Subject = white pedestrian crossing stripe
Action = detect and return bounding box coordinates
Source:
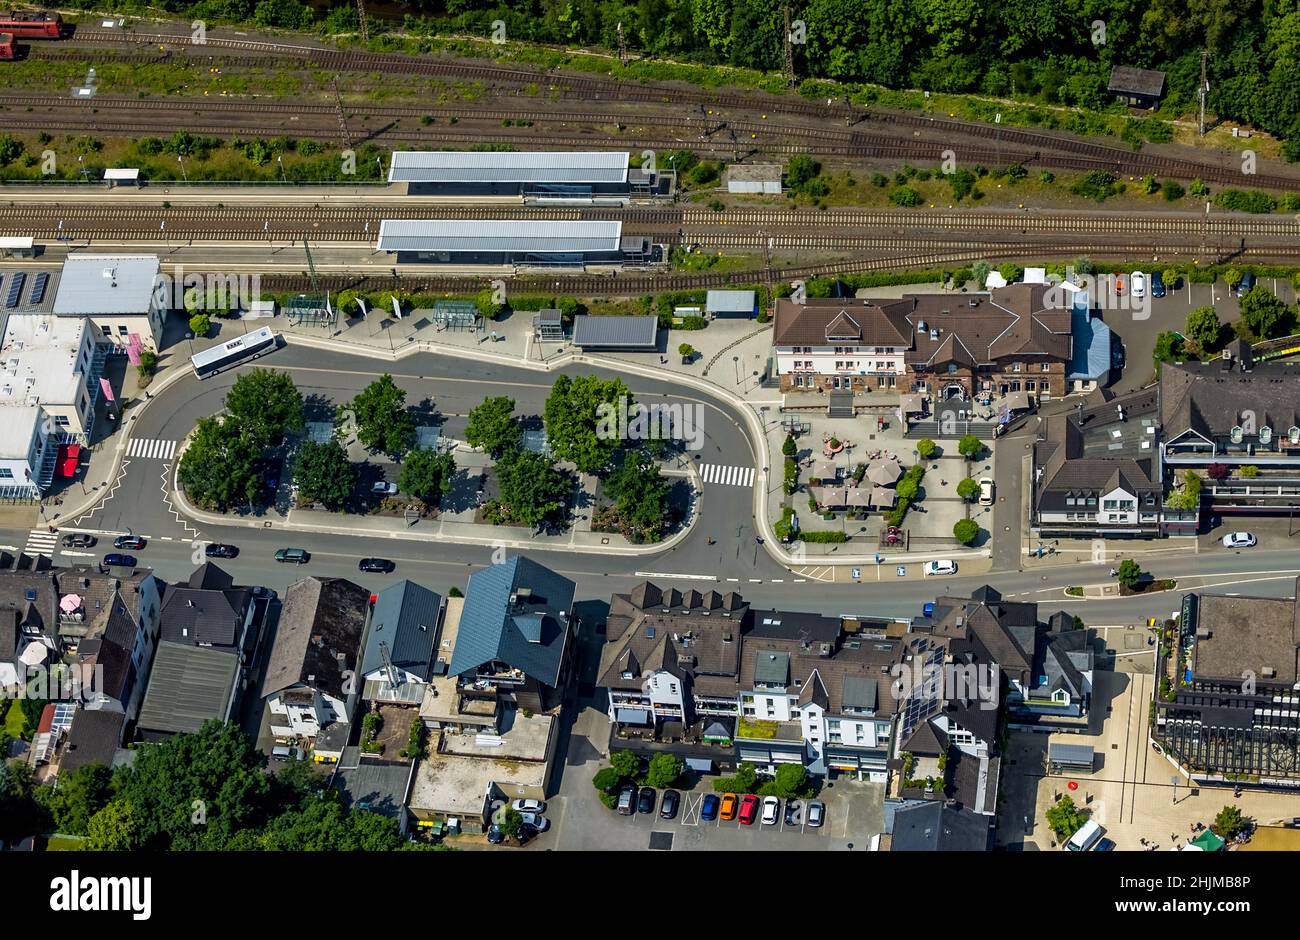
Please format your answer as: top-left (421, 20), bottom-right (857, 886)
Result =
top-left (127, 438), bottom-right (177, 460)
top-left (700, 464), bottom-right (755, 488)
top-left (24, 529), bottom-right (59, 557)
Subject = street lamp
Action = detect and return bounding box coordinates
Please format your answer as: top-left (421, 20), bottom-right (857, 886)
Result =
top-left (277, 154), bottom-right (286, 184)
top-left (176, 154), bottom-right (187, 182)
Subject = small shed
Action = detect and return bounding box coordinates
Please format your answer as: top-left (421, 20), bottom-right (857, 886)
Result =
top-left (706, 289), bottom-right (758, 319)
top-left (103, 167), bottom-right (141, 188)
top-left (533, 308), bottom-right (564, 341)
top-left (1108, 66), bottom-right (1165, 110)
top-left (247, 300), bottom-right (276, 319)
top-left (725, 163), bottom-right (783, 194)
top-left (571, 315), bottom-right (659, 351)
top-left (1048, 741), bottom-right (1095, 770)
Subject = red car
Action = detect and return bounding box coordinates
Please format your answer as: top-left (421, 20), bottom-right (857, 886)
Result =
top-left (738, 794), bottom-right (760, 826)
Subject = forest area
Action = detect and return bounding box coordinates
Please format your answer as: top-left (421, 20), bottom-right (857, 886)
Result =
top-left (42, 0), bottom-right (1300, 153)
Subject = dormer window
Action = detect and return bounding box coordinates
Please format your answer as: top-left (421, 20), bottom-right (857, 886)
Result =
top-left (1230, 426), bottom-right (1243, 444)
top-left (1259, 426), bottom-right (1272, 445)
top-left (1290, 427), bottom-right (1300, 444)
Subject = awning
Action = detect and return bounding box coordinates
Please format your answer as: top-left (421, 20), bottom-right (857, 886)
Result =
top-left (685, 757), bottom-right (714, 772)
top-left (1003, 390), bottom-right (1033, 412)
top-left (59, 443), bottom-right (81, 478)
top-left (615, 707), bottom-right (651, 725)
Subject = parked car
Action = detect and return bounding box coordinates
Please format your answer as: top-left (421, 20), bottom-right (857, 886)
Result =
top-left (358, 558), bottom-right (395, 573)
top-left (1151, 270), bottom-right (1166, 297)
top-left (617, 785), bottom-right (636, 816)
top-left (61, 533), bottom-right (96, 548)
top-left (274, 548), bottom-right (310, 564)
top-left (511, 799), bottom-right (546, 814)
top-left (1096, 837), bottom-right (1117, 851)
top-left (204, 543), bottom-right (238, 559)
top-left (1233, 271), bottom-right (1256, 297)
top-left (660, 789), bottom-right (680, 820)
top-left (1114, 273), bottom-right (1125, 295)
top-left (923, 559), bottom-right (957, 576)
top-left (784, 799), bottom-right (802, 826)
top-left (113, 534), bottom-right (146, 550)
top-left (1222, 532), bottom-right (1257, 548)
top-left (371, 481), bottom-right (399, 495)
top-left (1131, 271), bottom-right (1146, 298)
top-left (807, 801), bottom-right (825, 828)
top-left (761, 796), bottom-right (780, 826)
top-left (922, 602), bottom-right (935, 618)
top-left (738, 794), bottom-right (760, 826)
top-left (251, 586), bottom-right (277, 600)
top-left (701, 793), bottom-right (721, 822)
top-left (519, 812), bottom-right (549, 832)
top-left (719, 792), bottom-right (739, 821)
top-left (1111, 338), bottom-right (1126, 370)
top-left (101, 553), bottom-right (136, 570)
top-left (487, 825), bottom-right (504, 844)
top-left (637, 787), bottom-right (657, 815)
top-left (978, 477), bottom-right (995, 506)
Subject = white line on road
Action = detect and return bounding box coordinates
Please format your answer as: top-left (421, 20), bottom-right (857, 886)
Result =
top-left (633, 571), bottom-right (717, 581)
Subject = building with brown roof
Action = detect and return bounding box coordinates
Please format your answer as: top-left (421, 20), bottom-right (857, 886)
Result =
top-left (773, 285), bottom-right (1073, 401)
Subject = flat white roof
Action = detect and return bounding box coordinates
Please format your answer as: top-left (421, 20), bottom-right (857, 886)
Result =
top-left (0, 316), bottom-right (89, 409)
top-left (0, 237), bottom-right (34, 249)
top-left (53, 254), bottom-right (160, 315)
top-left (103, 168), bottom-right (140, 181)
top-left (0, 404), bottom-right (42, 460)
top-left (389, 150), bottom-right (629, 184)
top-left (707, 289), bottom-right (757, 313)
top-left (376, 219), bottom-right (622, 254)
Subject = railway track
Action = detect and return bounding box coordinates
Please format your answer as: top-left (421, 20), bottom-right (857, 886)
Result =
top-left (37, 32), bottom-right (1300, 191)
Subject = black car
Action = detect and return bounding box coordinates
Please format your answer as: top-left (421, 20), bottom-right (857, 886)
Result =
top-left (637, 786), bottom-right (657, 815)
top-left (61, 533), bottom-right (96, 548)
top-left (204, 543), bottom-right (238, 559)
top-left (659, 789), bottom-right (680, 820)
top-left (358, 558), bottom-right (395, 573)
top-left (101, 553), bottom-right (137, 570)
top-left (113, 535), bottom-right (146, 551)
top-left (486, 825), bottom-right (504, 845)
top-left (784, 798), bottom-right (803, 827)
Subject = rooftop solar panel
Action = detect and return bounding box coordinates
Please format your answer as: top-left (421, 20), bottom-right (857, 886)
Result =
top-left (28, 271), bottom-right (48, 305)
top-left (5, 271), bottom-right (25, 308)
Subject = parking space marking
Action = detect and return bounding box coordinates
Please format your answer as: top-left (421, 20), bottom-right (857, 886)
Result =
top-left (681, 793), bottom-right (702, 827)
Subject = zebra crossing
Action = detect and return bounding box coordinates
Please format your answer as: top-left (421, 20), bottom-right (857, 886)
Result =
top-left (23, 529), bottom-right (59, 557)
top-left (699, 464), bottom-right (756, 488)
top-left (127, 438), bottom-right (177, 460)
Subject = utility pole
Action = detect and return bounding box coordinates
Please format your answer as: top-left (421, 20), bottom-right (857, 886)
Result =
top-left (303, 238), bottom-right (320, 296)
top-left (616, 22), bottom-right (628, 67)
top-left (1198, 50), bottom-right (1209, 137)
top-left (331, 76), bottom-right (351, 149)
top-left (782, 5), bottom-right (795, 87)
top-left (355, 0), bottom-right (368, 41)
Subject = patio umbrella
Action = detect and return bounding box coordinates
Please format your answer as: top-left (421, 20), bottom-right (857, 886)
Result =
top-left (871, 487), bottom-right (897, 508)
top-left (867, 458), bottom-right (902, 486)
top-left (812, 458), bottom-right (839, 482)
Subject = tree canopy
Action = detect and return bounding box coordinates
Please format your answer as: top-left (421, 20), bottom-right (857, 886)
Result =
top-left (345, 374), bottom-right (417, 458)
top-left (223, 369), bottom-right (304, 448)
top-left (488, 450), bottom-right (571, 529)
top-left (602, 449), bottom-right (673, 542)
top-left (543, 374), bottom-right (630, 474)
top-left (293, 439), bottom-right (356, 510)
top-left (178, 415), bottom-right (263, 511)
top-left (398, 448), bottom-right (456, 506)
top-left (465, 396), bottom-right (523, 459)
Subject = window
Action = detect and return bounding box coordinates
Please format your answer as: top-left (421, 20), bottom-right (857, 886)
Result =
top-left (118, 325), bottom-right (129, 336)
top-left (1013, 362), bottom-right (1022, 372)
top-left (1041, 363), bottom-right (1050, 372)
top-left (101, 325), bottom-right (112, 337)
top-left (0, 469), bottom-right (12, 480)
top-left (53, 415), bottom-right (70, 426)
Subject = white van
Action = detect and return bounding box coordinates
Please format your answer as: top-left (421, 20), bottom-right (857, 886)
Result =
top-left (1065, 819), bottom-right (1105, 851)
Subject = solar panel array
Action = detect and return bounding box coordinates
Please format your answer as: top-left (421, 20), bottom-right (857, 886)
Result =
top-left (4, 271), bottom-right (25, 308)
top-left (29, 271), bottom-right (48, 305)
top-left (899, 646), bottom-right (946, 740)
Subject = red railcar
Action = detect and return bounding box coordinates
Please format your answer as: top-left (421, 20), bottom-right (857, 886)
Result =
top-left (0, 11), bottom-right (63, 39)
top-left (0, 33), bottom-right (14, 58)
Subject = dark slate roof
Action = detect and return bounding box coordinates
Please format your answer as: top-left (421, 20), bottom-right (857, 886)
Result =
top-left (263, 577), bottom-right (370, 699)
top-left (331, 759), bottom-right (414, 821)
top-left (1160, 358), bottom-right (1300, 444)
top-left (887, 800), bottom-right (993, 851)
top-left (1108, 65), bottom-right (1166, 97)
top-left (748, 608), bottom-right (840, 644)
top-left (899, 285), bottom-right (1071, 368)
top-left (160, 563), bottom-right (251, 649)
top-left (448, 556), bottom-right (575, 687)
top-left (59, 708), bottom-right (125, 772)
top-left (754, 649), bottom-right (790, 685)
top-left (772, 297), bottom-right (913, 348)
top-left (361, 580), bottom-right (443, 681)
top-left (1034, 387), bottom-right (1161, 507)
top-left (136, 640), bottom-right (239, 735)
top-left (1038, 629), bottom-right (1092, 699)
top-left (571, 314), bottom-right (659, 349)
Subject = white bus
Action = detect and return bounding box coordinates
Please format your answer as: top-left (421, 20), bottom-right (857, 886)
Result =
top-left (191, 327), bottom-right (279, 379)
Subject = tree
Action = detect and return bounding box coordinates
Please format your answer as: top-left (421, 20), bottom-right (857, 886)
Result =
top-left (956, 477), bottom-right (979, 501)
top-left (189, 313), bottom-right (211, 337)
top-left (1223, 267), bottom-right (1244, 291)
top-left (1239, 286), bottom-right (1293, 340)
top-left (782, 433), bottom-right (797, 458)
top-left (785, 153), bottom-right (818, 190)
top-left (609, 750), bottom-right (640, 780)
top-left (953, 518), bottom-right (979, 544)
top-left (1214, 805), bottom-right (1247, 840)
top-left (36, 763), bottom-right (113, 837)
top-left (398, 448), bottom-right (455, 507)
top-left (293, 439), bottom-right (356, 510)
top-left (678, 342), bottom-right (696, 360)
top-left (136, 349), bottom-right (158, 381)
top-left (490, 450), bottom-right (571, 529)
top-left (1045, 795), bottom-right (1087, 840)
top-left (0, 760), bottom-right (43, 844)
top-left (1185, 306), bottom-right (1223, 353)
top-left (602, 449), bottom-right (672, 541)
top-left (1117, 559), bottom-right (1142, 590)
top-left (916, 438), bottom-right (937, 460)
top-left (224, 369), bottom-right (304, 448)
top-left (646, 753), bottom-right (684, 788)
top-left (766, 763), bottom-right (808, 799)
top-left (178, 416), bottom-right (263, 511)
top-left (1153, 331), bottom-right (1186, 369)
top-left (257, 796), bottom-right (404, 851)
top-left (499, 807), bottom-right (523, 840)
top-left (1161, 267), bottom-right (1180, 291)
top-left (544, 374), bottom-right (630, 473)
top-left (464, 396), bottom-right (521, 459)
top-left (346, 374), bottom-right (417, 458)
top-left (592, 767), bottom-right (621, 793)
top-left (85, 800), bottom-right (144, 851)
top-left (957, 435), bottom-right (984, 459)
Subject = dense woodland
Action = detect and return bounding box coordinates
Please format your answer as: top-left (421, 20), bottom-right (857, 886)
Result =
top-left (54, 0), bottom-right (1300, 153)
